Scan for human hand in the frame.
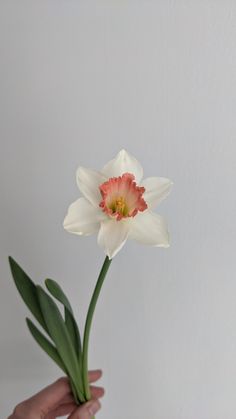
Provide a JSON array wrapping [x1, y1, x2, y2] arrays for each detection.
[[8, 369, 104, 419]]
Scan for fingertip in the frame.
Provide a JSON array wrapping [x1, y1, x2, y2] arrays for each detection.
[[67, 399, 102, 418], [87, 399, 101, 416], [96, 369, 103, 376], [90, 385, 105, 399], [99, 386, 105, 397], [88, 369, 103, 383]]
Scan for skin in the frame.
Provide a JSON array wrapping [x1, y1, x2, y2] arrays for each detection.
[[8, 370, 104, 419]]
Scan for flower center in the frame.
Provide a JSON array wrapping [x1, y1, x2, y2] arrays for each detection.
[[99, 173, 148, 221]]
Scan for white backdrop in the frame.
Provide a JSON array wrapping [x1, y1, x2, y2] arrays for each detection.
[[1, 1, 236, 418]]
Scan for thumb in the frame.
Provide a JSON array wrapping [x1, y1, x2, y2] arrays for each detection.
[[68, 399, 101, 419]]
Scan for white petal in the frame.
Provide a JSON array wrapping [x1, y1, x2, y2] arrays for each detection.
[[97, 219, 130, 259], [76, 167, 107, 208], [129, 210, 170, 247], [63, 197, 106, 236], [142, 177, 173, 209], [101, 149, 143, 183]]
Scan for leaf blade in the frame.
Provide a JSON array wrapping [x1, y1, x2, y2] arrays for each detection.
[[45, 278, 73, 313], [45, 278, 82, 361], [26, 317, 66, 373], [65, 308, 82, 365], [36, 285, 85, 402], [8, 257, 47, 333]]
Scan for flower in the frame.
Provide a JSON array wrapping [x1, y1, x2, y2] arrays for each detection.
[[63, 149, 173, 259]]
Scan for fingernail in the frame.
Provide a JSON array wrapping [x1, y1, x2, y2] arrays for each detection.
[[88, 400, 101, 415]]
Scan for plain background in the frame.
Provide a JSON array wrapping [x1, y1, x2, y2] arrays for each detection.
[[1, 1, 236, 418]]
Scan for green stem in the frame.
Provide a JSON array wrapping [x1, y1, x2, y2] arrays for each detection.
[[82, 256, 112, 400]]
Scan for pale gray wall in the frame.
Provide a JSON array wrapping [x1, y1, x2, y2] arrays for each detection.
[[1, 1, 236, 418]]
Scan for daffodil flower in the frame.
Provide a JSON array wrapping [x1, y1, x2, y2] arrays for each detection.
[[63, 149, 173, 259], [63, 150, 173, 402]]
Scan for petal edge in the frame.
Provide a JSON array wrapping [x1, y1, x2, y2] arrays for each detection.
[[129, 210, 170, 247], [63, 198, 106, 236], [76, 167, 107, 208], [101, 149, 143, 183], [142, 177, 173, 209], [97, 219, 130, 259]]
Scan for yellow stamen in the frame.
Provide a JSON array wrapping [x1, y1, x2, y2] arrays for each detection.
[[116, 197, 126, 212], [110, 196, 128, 216]]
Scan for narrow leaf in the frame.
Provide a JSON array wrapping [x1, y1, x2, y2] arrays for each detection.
[[8, 257, 47, 333], [26, 318, 66, 373], [45, 278, 73, 313], [45, 278, 82, 361], [36, 285, 85, 402], [65, 308, 82, 364]]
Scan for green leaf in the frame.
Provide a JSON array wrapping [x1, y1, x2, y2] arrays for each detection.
[[26, 318, 67, 373], [45, 278, 73, 313], [8, 257, 47, 333], [65, 308, 82, 363], [36, 285, 85, 403], [45, 278, 82, 362]]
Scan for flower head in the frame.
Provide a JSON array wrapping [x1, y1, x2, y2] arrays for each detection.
[[63, 149, 173, 259]]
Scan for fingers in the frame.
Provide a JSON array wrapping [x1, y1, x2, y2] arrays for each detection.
[[90, 385, 105, 399], [28, 370, 103, 414], [58, 392, 75, 405], [45, 402, 77, 419], [14, 377, 72, 418], [68, 399, 101, 419], [10, 371, 104, 419], [45, 385, 104, 418], [88, 369, 103, 383]]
